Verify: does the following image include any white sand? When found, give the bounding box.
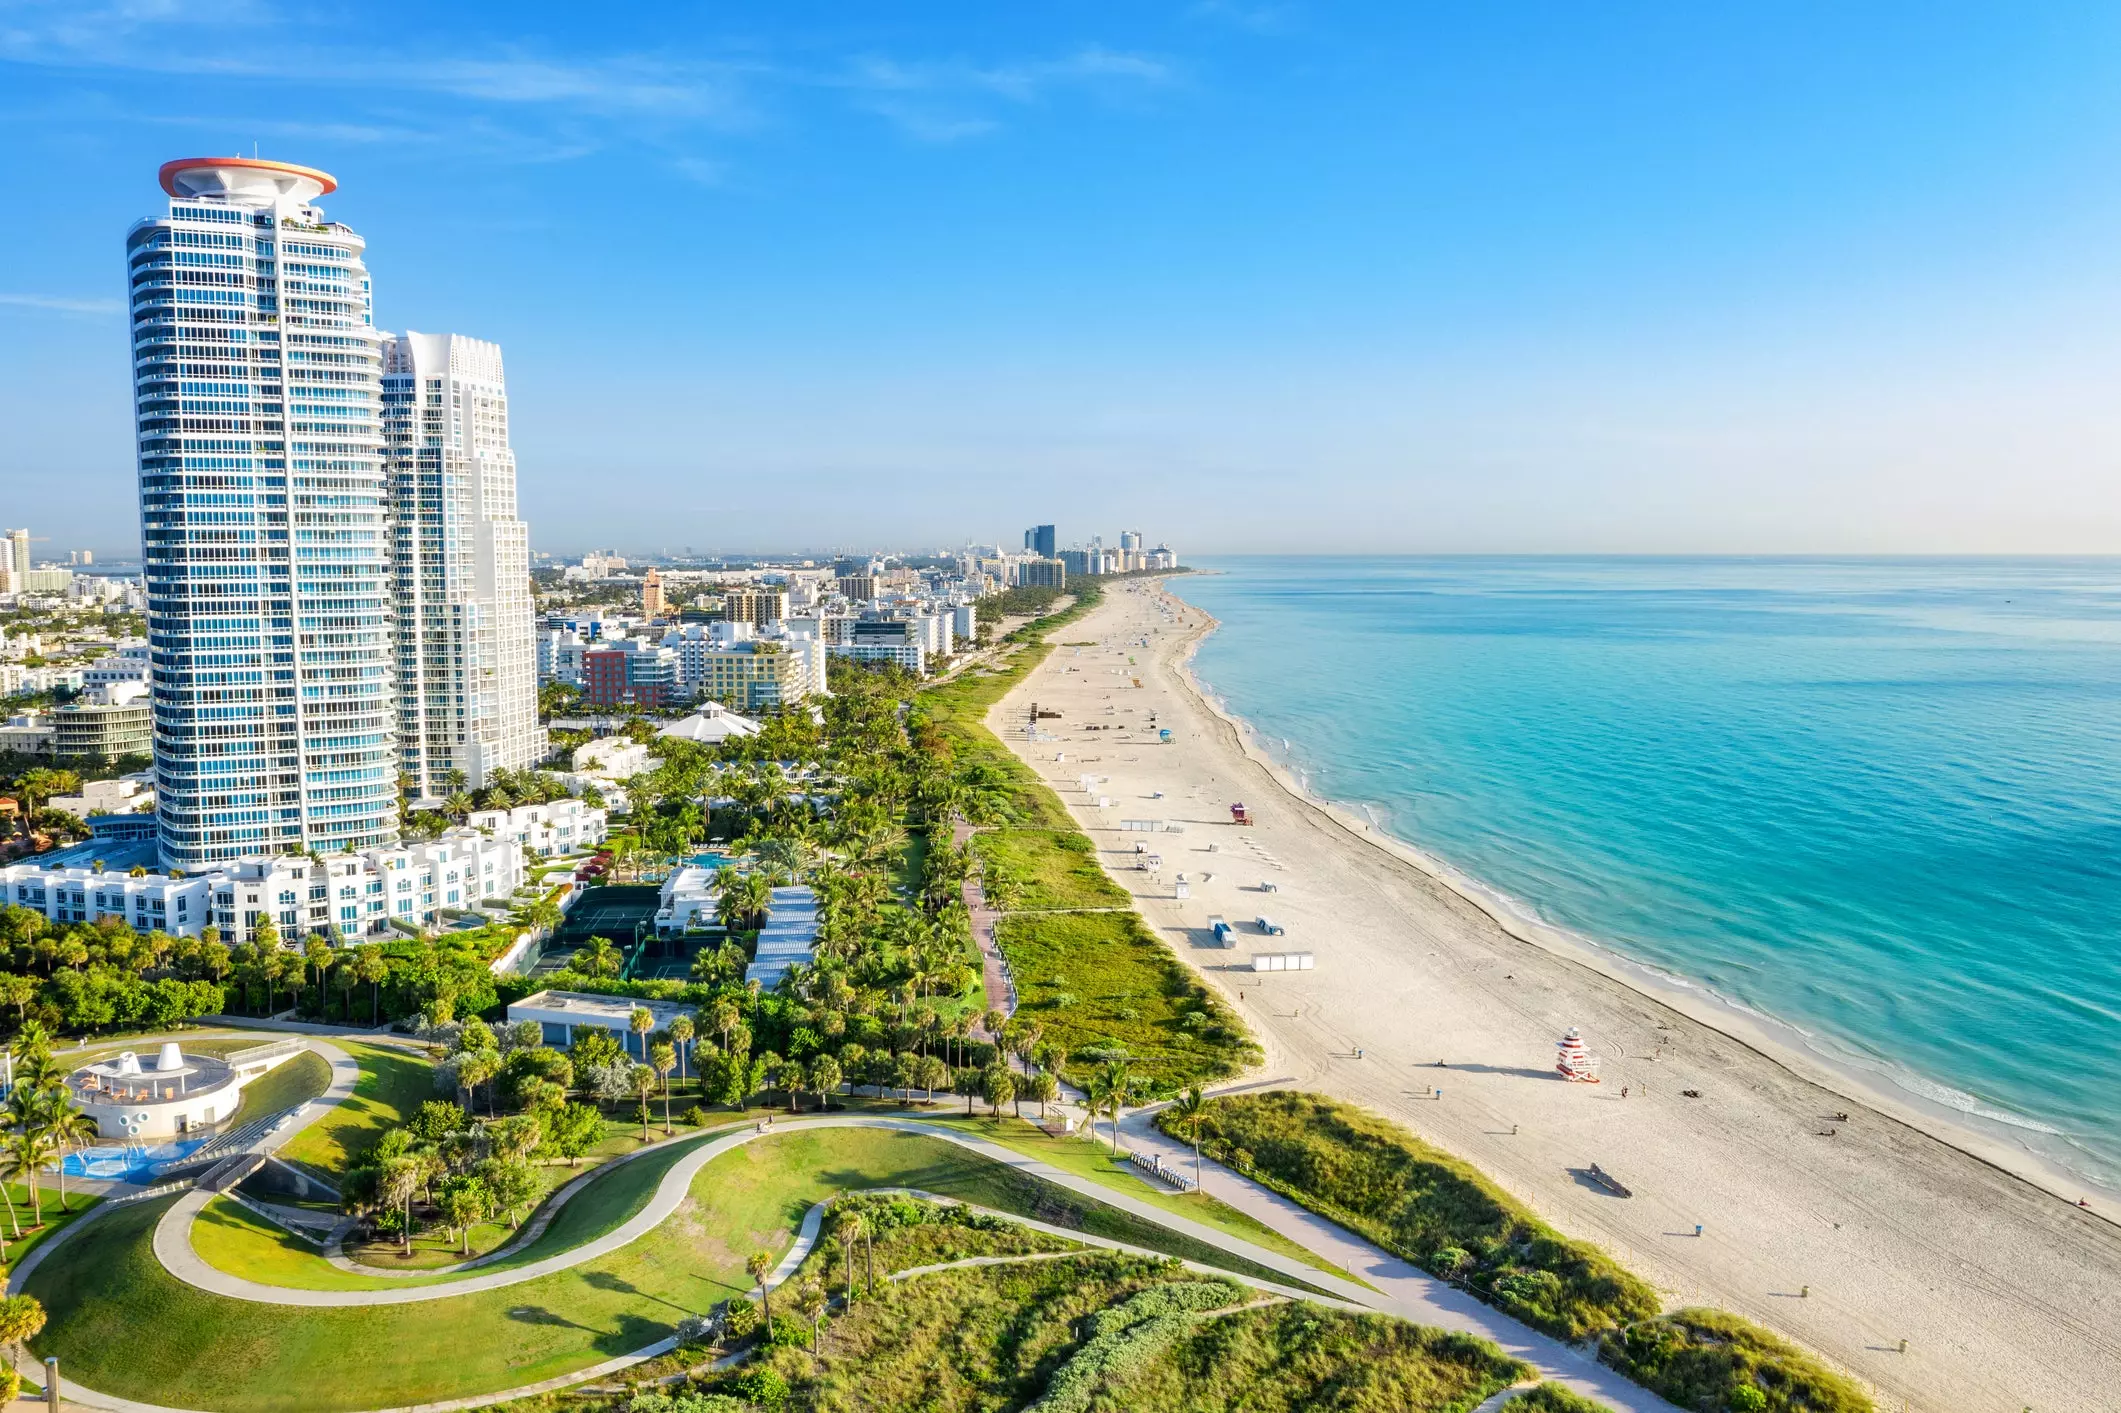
[986,579,2121,1413]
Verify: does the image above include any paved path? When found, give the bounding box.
[148,1114,1348,1307]
[318,1126,702,1279]
[951,820,1013,1031]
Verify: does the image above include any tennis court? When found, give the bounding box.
[532,885,662,976]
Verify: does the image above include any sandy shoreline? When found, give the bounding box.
[988,577,2121,1413]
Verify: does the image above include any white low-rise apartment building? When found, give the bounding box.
[828,640,926,675]
[656,863,717,934]
[467,798,608,857]
[1,825,524,943]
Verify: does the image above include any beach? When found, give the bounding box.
[988,578,2121,1413]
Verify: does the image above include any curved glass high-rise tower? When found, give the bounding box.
[128,158,398,870]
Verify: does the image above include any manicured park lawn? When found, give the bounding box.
[0,1183,99,1270]
[33,1127,1302,1410]
[277,1041,431,1177]
[228,1049,333,1126]
[192,1127,728,1292]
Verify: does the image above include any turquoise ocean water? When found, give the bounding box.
[1177,557,2121,1191]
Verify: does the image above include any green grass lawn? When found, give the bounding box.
[228,1049,334,1126]
[1000,910,1257,1092]
[972,828,1129,911]
[277,1041,431,1177]
[32,1127,1311,1411]
[0,1183,99,1269]
[192,1126,730,1293]
[923,1113,1360,1288]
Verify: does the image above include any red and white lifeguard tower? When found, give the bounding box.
[1556,1027,1602,1083]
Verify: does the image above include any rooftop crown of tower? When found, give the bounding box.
[158,156,337,207]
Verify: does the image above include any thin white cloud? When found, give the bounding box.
[863,101,999,145]
[0,5,1181,158]
[0,293,124,314]
[845,47,1174,105]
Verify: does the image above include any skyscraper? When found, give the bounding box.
[381,332,545,794]
[129,158,398,869]
[1025,524,1057,558]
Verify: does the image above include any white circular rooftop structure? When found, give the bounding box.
[160,156,337,207]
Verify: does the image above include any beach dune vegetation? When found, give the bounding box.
[715,1248,1528,1413]
[1508,1385,1617,1412]
[1002,911,1253,1092]
[1601,1308,1873,1413]
[1162,1090,1658,1340]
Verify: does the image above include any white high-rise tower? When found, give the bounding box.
[127,158,398,869]
[381,332,545,792]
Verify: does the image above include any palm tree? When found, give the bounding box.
[650,1042,676,1134]
[381,1156,423,1254]
[356,946,389,1025]
[0,1294,46,1388]
[458,1050,501,1118]
[578,936,621,979]
[669,1014,695,1083]
[0,1161,21,1240]
[793,1278,827,1354]
[746,1249,776,1328]
[41,1095,96,1213]
[628,1005,654,1060]
[835,1212,861,1297]
[1093,1054,1133,1155]
[2,1121,57,1228]
[1168,1086,1208,1191]
[631,1063,656,1142]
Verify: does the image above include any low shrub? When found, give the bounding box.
[1600,1308,1873,1413]
[720,1365,787,1407]
[1026,1280,1243,1412]
[1510,1384,1617,1412]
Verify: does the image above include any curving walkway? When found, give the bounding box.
[149,1114,1351,1307]
[318,1122,717,1279]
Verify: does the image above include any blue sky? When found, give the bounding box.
[7,2,2121,556]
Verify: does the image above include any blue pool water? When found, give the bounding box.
[61,1138,206,1182]
[1178,557,2121,1191]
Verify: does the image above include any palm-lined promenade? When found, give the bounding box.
[981,578,2121,1412]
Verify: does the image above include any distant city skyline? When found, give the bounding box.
[10,6,2121,553]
